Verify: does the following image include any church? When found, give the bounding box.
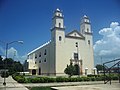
[27,8,95,76]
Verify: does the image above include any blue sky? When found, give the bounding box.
[0,0,120,65]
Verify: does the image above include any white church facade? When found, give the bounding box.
[27,9,94,76]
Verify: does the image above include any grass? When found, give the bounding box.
[28,87,52,90]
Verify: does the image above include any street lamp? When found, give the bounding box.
[2,40,23,86]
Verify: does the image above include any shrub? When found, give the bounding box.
[39,77,45,83]
[56,77,65,82]
[87,74,98,77]
[47,78,56,83]
[64,77,69,82]
[99,75,105,81]
[42,77,49,83]
[69,77,78,82]
[31,78,40,83]
[81,77,90,81]
[111,75,118,80]
[12,74,25,83]
[95,77,102,81]
[24,78,32,83]
[90,77,96,81]
[13,74,118,83]
[17,77,25,83]
[77,77,83,82]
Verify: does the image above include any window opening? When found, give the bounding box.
[39,60,41,63]
[35,54,37,59]
[87,28,89,32]
[39,52,41,57]
[74,53,78,60]
[44,58,46,62]
[88,40,90,45]
[59,36,62,41]
[76,42,78,47]
[59,23,61,28]
[44,49,47,55]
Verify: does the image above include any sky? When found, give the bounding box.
[0,0,120,65]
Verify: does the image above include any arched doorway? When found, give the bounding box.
[74,64,80,75]
[32,69,36,75]
[39,68,41,75]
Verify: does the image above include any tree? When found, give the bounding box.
[64,63,75,77]
[95,64,105,74]
[2,58,23,75]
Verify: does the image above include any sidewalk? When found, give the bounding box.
[51,83,120,90]
[22,80,120,90]
[22,80,118,87]
[0,76,28,90]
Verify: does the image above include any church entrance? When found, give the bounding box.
[32,69,36,75]
[74,64,80,75]
[70,59,83,75]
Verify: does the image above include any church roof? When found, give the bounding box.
[27,40,51,55]
[65,30,85,40]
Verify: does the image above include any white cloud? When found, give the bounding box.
[0,46,27,63]
[110,22,119,29]
[94,22,120,65]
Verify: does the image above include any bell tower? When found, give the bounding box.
[80,15,93,46]
[52,8,64,28]
[51,8,65,43]
[80,15,92,34]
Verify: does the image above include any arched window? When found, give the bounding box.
[88,40,90,45]
[87,28,89,32]
[44,49,47,55]
[35,54,37,59]
[59,23,61,28]
[39,52,41,57]
[59,36,62,41]
[39,60,41,63]
[44,58,46,62]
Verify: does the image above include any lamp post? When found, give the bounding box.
[3,40,23,86]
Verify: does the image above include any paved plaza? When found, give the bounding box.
[51,83,120,90]
[0,76,28,90]
[0,76,120,90]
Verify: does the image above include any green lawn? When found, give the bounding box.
[29,87,52,90]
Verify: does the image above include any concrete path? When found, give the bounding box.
[51,83,120,90]
[22,80,120,90]
[0,76,28,90]
[22,81,118,87]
